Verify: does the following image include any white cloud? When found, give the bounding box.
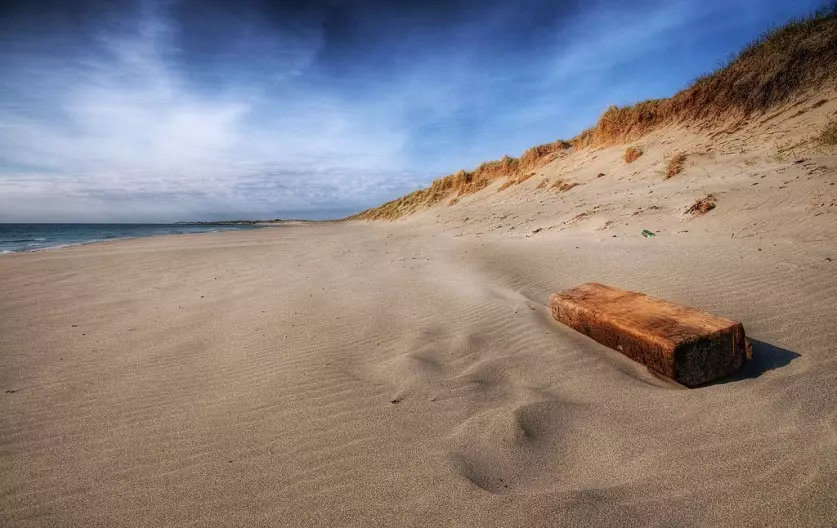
[0,1,425,221]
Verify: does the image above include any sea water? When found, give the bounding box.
[0,223,258,254]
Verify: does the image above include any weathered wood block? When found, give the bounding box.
[550,283,749,386]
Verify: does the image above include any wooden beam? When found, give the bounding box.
[550,283,749,386]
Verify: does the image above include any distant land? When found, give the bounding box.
[177,219,337,225]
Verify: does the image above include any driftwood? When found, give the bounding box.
[550,283,749,386]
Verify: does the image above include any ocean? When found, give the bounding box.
[0,223,259,254]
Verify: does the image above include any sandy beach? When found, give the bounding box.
[3,2,837,526]
[3,102,837,526]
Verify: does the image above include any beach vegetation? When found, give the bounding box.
[624,146,643,163]
[664,153,687,179]
[350,6,837,220]
[818,119,837,146]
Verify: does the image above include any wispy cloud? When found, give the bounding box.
[0,0,426,221]
[0,0,825,221]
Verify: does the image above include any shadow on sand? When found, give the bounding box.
[707,338,800,386]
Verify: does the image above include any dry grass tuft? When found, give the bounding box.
[497,171,538,192]
[518,171,537,184]
[349,141,572,220]
[535,178,549,189]
[565,211,591,225]
[624,146,643,163]
[497,180,515,192]
[448,197,460,206]
[552,180,580,192]
[686,194,717,215]
[665,153,688,179]
[818,119,837,145]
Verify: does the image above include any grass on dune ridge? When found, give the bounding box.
[350,4,837,221]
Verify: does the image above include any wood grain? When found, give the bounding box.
[550,283,749,386]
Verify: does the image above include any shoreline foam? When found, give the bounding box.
[0,223,260,255]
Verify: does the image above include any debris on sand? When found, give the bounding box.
[551,180,579,192]
[624,146,643,163]
[686,195,716,215]
[550,283,749,386]
[664,152,687,179]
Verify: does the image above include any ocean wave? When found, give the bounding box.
[0,242,81,254]
[0,224,256,255]
[0,238,42,243]
[21,243,79,253]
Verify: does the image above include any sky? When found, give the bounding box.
[0,0,827,222]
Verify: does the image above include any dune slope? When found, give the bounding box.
[352,6,837,221]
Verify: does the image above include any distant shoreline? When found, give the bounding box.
[0,220,351,255]
[0,223,260,255]
[177,219,344,226]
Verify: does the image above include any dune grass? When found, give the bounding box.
[664,153,688,179]
[686,195,717,216]
[624,146,643,163]
[819,119,837,146]
[350,5,837,221]
[551,180,579,192]
[350,143,571,219]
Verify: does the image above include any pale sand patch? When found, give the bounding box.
[2,95,837,526]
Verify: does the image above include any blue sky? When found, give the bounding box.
[0,0,826,222]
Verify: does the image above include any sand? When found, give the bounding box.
[2,94,837,526]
